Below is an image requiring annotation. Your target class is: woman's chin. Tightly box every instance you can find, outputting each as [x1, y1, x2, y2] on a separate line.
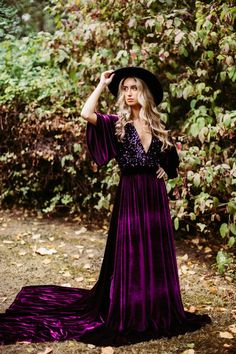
[126, 101, 137, 106]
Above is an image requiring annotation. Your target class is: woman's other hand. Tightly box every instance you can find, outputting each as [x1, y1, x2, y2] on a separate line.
[156, 166, 168, 180]
[100, 70, 115, 86]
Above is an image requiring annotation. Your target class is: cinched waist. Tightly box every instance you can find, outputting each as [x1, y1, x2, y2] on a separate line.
[120, 166, 158, 176]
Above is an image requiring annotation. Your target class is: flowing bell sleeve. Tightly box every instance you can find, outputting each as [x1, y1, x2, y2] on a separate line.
[86, 112, 119, 167]
[159, 136, 180, 179]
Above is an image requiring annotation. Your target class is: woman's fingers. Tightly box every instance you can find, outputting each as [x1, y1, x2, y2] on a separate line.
[105, 73, 115, 84]
[102, 70, 114, 78]
[156, 167, 167, 179]
[105, 70, 114, 76]
[100, 70, 115, 85]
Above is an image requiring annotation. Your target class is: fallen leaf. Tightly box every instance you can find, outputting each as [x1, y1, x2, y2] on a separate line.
[223, 343, 232, 348]
[75, 227, 87, 235]
[181, 265, 188, 274]
[18, 251, 27, 256]
[186, 342, 195, 349]
[225, 276, 233, 282]
[88, 277, 96, 282]
[181, 350, 195, 354]
[101, 347, 114, 354]
[72, 216, 81, 222]
[72, 254, 80, 260]
[181, 254, 188, 261]
[191, 238, 199, 245]
[218, 307, 228, 312]
[204, 247, 212, 253]
[75, 277, 84, 282]
[188, 306, 197, 313]
[62, 271, 71, 278]
[36, 247, 57, 255]
[42, 259, 51, 265]
[32, 233, 41, 240]
[76, 245, 84, 254]
[228, 324, 236, 334]
[219, 331, 234, 339]
[87, 344, 95, 348]
[209, 287, 217, 294]
[58, 242, 66, 248]
[37, 348, 53, 354]
[16, 263, 23, 268]
[83, 263, 91, 269]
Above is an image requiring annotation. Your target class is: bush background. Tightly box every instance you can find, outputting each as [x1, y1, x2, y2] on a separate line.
[0, 0, 235, 272]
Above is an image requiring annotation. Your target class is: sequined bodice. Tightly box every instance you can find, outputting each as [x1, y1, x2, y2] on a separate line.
[86, 112, 179, 179]
[115, 123, 162, 172]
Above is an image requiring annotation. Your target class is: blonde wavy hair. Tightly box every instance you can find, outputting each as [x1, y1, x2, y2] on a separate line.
[114, 76, 173, 152]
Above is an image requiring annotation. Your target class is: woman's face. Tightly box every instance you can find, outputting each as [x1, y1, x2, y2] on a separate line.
[122, 77, 140, 107]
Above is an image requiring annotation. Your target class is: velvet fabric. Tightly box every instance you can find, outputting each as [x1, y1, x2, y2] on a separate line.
[0, 112, 211, 346]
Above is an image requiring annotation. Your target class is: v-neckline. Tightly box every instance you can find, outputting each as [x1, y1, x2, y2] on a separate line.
[130, 123, 153, 155]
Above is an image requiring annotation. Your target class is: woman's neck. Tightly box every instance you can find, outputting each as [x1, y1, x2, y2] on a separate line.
[131, 106, 141, 121]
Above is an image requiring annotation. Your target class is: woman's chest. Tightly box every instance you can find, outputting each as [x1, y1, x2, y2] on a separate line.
[115, 123, 162, 167]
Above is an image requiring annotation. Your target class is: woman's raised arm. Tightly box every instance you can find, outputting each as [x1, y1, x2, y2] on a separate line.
[80, 70, 115, 125]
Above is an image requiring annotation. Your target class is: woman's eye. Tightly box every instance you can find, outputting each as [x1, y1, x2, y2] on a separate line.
[123, 86, 137, 91]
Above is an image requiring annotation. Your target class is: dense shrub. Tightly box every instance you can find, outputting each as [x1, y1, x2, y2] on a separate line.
[0, 0, 235, 271]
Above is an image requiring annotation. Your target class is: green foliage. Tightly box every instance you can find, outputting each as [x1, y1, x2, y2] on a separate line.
[0, 0, 235, 270]
[216, 250, 233, 274]
[0, 0, 53, 40]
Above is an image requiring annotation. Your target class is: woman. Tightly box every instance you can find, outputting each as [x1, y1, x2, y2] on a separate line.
[0, 67, 211, 347]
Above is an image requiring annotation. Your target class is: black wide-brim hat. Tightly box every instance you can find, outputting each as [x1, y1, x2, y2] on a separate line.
[108, 66, 163, 106]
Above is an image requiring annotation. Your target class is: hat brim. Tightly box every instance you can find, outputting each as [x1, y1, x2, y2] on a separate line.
[108, 66, 163, 106]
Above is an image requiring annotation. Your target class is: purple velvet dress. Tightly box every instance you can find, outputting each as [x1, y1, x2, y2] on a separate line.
[0, 112, 211, 346]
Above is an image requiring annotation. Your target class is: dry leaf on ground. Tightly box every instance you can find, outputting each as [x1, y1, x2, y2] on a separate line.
[37, 348, 53, 354]
[75, 227, 87, 235]
[181, 349, 195, 354]
[228, 324, 236, 334]
[101, 347, 114, 354]
[181, 253, 189, 261]
[36, 247, 57, 255]
[219, 331, 234, 339]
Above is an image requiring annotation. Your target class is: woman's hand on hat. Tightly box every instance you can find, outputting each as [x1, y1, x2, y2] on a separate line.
[156, 166, 168, 180]
[100, 70, 115, 86]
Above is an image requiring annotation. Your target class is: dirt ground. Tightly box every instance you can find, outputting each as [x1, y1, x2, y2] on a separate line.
[0, 209, 235, 354]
